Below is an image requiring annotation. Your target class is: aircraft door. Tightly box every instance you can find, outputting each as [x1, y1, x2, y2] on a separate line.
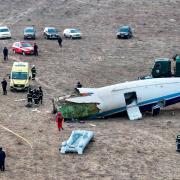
[124, 91, 142, 120]
[124, 91, 137, 106]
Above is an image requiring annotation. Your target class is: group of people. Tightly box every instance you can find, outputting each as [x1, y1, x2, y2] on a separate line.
[0, 64, 36, 95]
[2, 35, 63, 62]
[2, 43, 38, 61]
[27, 86, 43, 106]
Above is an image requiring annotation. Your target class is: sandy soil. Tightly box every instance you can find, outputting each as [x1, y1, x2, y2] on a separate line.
[0, 0, 180, 179]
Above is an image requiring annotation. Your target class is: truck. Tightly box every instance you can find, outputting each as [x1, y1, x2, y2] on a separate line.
[140, 55, 180, 79]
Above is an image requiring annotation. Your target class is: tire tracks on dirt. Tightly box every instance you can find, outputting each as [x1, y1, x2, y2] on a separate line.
[0, 0, 48, 26]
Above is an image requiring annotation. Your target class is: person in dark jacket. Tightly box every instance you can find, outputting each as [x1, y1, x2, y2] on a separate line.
[27, 88, 33, 104]
[3, 47, 8, 61]
[34, 43, 38, 56]
[31, 65, 36, 80]
[38, 86, 43, 104]
[57, 36, 62, 47]
[32, 89, 39, 104]
[0, 147, 6, 172]
[76, 81, 82, 88]
[1, 78, 7, 95]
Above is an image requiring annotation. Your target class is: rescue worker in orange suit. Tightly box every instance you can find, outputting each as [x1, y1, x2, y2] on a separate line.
[56, 112, 64, 131]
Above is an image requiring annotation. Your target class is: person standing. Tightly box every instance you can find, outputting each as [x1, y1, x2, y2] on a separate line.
[57, 36, 62, 47]
[38, 86, 43, 104]
[3, 47, 8, 61]
[27, 88, 33, 105]
[1, 78, 7, 95]
[31, 65, 36, 80]
[0, 147, 6, 172]
[56, 112, 64, 131]
[33, 43, 38, 56]
[32, 89, 39, 104]
[76, 81, 82, 88]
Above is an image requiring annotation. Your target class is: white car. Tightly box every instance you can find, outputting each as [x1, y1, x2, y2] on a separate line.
[0, 26, 11, 39]
[63, 28, 81, 39]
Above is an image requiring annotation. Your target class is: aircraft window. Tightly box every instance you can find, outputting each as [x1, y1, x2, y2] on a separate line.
[155, 63, 161, 69]
[158, 99, 166, 107]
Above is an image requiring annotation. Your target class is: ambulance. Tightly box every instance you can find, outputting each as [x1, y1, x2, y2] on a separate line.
[10, 62, 30, 90]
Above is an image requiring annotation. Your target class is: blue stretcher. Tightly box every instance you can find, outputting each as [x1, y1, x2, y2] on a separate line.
[60, 130, 94, 154]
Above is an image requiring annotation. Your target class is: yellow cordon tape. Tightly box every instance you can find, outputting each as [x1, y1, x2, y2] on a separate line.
[0, 124, 33, 149]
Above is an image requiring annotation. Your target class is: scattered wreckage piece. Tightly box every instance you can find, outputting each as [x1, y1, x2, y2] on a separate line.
[60, 130, 94, 155]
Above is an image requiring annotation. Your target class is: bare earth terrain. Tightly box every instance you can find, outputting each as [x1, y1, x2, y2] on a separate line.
[0, 0, 180, 179]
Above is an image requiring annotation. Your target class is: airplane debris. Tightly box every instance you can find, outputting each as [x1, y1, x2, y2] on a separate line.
[32, 108, 41, 113]
[169, 19, 176, 22]
[89, 124, 96, 127]
[54, 78, 180, 121]
[14, 98, 26, 102]
[60, 130, 94, 154]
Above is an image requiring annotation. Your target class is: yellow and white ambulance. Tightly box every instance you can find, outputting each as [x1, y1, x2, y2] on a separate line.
[10, 62, 30, 90]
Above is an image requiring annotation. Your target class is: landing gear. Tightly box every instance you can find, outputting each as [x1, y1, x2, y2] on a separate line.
[152, 105, 160, 116]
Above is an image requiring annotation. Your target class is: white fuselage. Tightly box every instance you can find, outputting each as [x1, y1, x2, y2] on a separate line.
[67, 78, 180, 118]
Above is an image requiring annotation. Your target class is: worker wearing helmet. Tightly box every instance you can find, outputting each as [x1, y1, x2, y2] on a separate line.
[31, 65, 36, 80]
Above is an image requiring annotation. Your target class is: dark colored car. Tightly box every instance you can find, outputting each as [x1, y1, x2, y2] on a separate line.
[43, 27, 59, 39]
[116, 26, 133, 39]
[24, 27, 36, 40]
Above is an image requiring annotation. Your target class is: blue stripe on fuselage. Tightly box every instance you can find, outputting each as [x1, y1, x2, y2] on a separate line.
[89, 92, 180, 119]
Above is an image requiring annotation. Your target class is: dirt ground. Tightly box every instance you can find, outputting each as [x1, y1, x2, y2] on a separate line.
[0, 0, 180, 179]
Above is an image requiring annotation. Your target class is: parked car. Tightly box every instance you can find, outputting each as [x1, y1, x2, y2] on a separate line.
[12, 41, 34, 55]
[24, 26, 36, 40]
[43, 27, 59, 39]
[63, 28, 81, 39]
[116, 26, 132, 39]
[0, 26, 11, 39]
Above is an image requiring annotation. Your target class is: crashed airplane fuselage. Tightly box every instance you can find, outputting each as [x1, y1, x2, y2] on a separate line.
[56, 78, 180, 120]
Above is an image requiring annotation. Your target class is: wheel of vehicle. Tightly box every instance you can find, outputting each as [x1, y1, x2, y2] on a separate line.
[10, 87, 14, 92]
[64, 34, 67, 38]
[44, 33, 47, 39]
[13, 49, 16, 54]
[46, 34, 49, 40]
[22, 51, 26, 56]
